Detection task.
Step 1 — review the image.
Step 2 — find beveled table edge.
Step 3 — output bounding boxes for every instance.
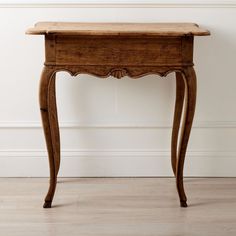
[26,22,210,36]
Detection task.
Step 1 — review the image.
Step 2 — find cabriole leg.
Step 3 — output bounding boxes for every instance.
[171,72,185,176]
[176,67,197,207]
[39,67,61,208]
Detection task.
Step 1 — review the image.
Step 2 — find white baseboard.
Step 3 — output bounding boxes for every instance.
[1,121,236,129]
[1,121,235,177]
[0,149,235,177]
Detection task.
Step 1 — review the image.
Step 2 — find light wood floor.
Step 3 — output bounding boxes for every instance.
[0,178,236,236]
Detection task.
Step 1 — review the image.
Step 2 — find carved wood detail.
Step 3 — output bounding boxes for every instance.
[45,65,186,79]
[109,68,128,79]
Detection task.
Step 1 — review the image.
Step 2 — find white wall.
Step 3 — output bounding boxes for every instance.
[0,1,236,177]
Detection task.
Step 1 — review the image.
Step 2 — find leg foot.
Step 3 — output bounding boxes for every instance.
[43,201,52,208]
[180,200,188,208]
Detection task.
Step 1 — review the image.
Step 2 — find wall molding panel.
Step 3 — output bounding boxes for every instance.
[1,121,236,129]
[0,1,236,8]
[0,4,235,177]
[0,149,235,177]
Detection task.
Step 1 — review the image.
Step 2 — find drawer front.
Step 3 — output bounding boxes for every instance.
[53,36,184,66]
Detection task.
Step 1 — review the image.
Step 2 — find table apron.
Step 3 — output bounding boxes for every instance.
[45,35,193,67]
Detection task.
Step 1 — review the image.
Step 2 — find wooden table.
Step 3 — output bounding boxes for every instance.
[26,22,210,208]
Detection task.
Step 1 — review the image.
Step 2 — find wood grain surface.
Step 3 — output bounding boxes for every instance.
[26,22,210,36]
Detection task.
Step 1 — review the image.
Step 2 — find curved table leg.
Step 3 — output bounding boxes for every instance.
[40,66,61,208]
[176,67,197,207]
[171,72,185,176]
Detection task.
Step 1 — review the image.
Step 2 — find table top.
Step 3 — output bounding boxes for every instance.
[26,22,210,37]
